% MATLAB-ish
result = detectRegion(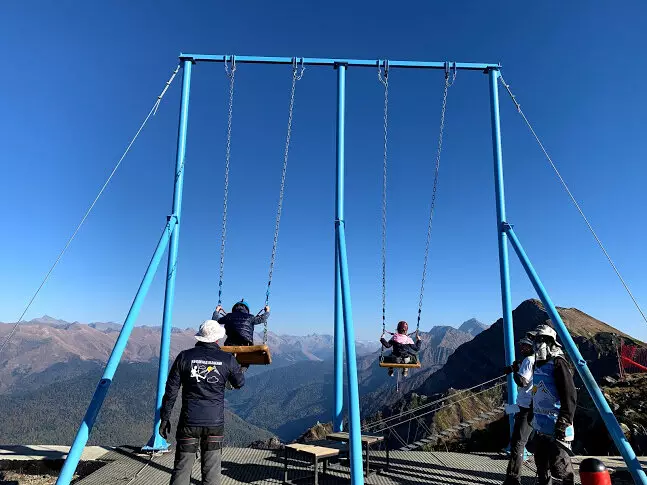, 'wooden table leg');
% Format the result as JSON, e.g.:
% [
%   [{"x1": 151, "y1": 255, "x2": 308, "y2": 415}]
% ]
[
  {"x1": 365, "y1": 441, "x2": 370, "y2": 476},
  {"x1": 314, "y1": 456, "x2": 319, "y2": 485},
  {"x1": 283, "y1": 447, "x2": 288, "y2": 484}
]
